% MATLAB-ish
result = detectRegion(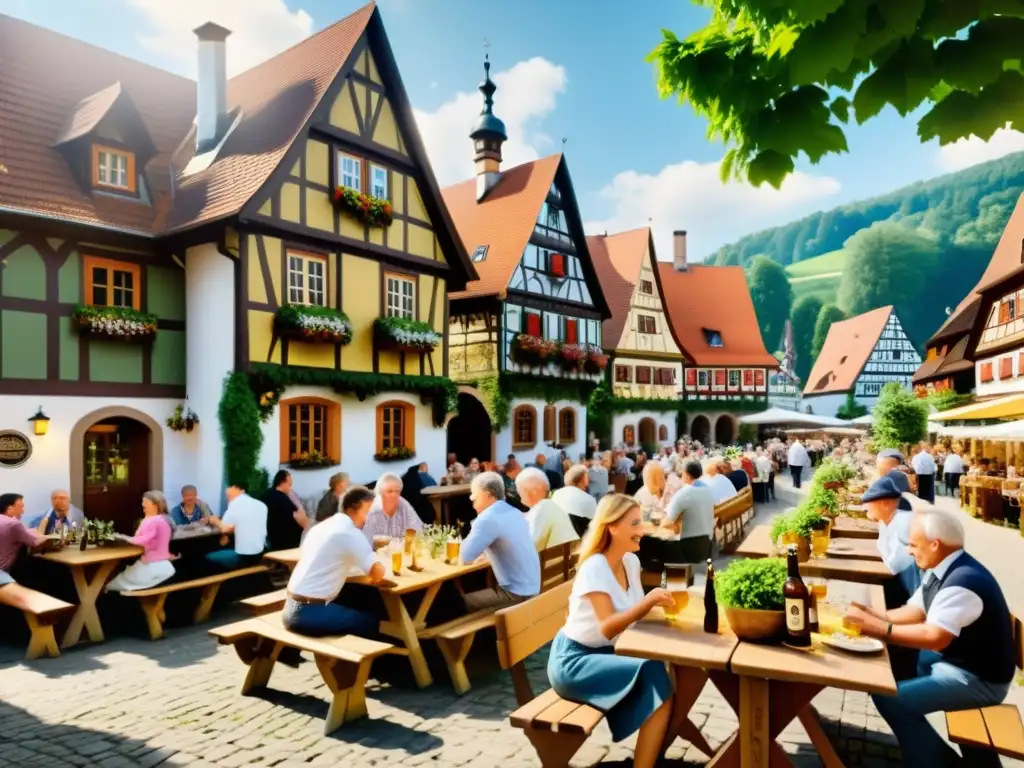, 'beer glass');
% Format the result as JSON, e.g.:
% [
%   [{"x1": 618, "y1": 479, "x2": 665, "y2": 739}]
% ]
[
  {"x1": 663, "y1": 589, "x2": 690, "y2": 620},
  {"x1": 446, "y1": 536, "x2": 461, "y2": 565},
  {"x1": 390, "y1": 538, "x2": 404, "y2": 576},
  {"x1": 810, "y1": 519, "x2": 831, "y2": 559}
]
